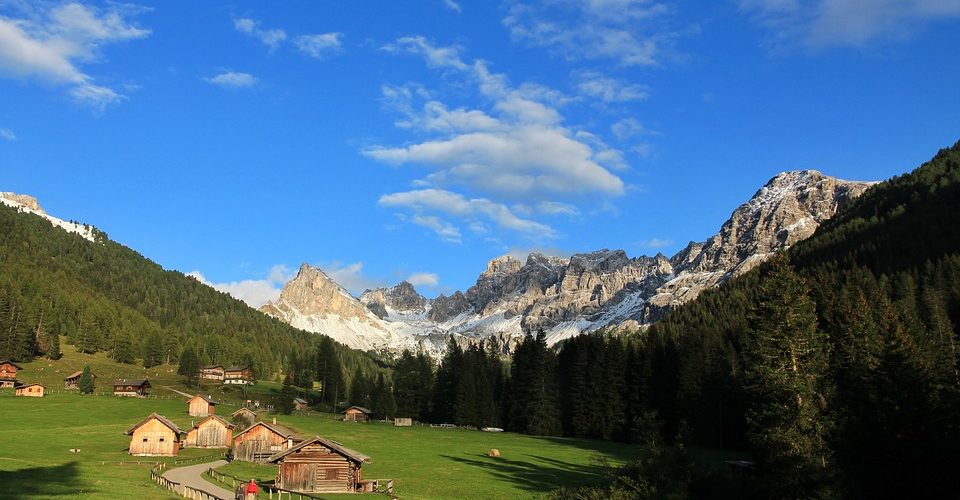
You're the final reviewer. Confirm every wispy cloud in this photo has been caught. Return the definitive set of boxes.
[295,33,343,59]
[320,262,385,295]
[741,0,960,48]
[205,71,257,89]
[187,264,294,307]
[442,0,463,13]
[382,35,469,70]
[640,237,672,249]
[233,17,286,51]
[407,272,440,287]
[0,2,150,111]
[576,71,649,103]
[0,128,15,141]
[502,0,675,66]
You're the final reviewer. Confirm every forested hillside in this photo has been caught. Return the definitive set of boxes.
[0,203,380,381]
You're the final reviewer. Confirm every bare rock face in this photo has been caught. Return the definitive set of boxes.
[360,281,427,318]
[0,192,44,213]
[260,170,875,354]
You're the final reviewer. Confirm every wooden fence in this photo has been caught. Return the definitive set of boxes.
[207,468,324,500]
[151,462,227,500]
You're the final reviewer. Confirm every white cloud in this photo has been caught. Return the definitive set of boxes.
[640,237,671,249]
[380,189,557,241]
[381,36,468,70]
[205,71,257,89]
[611,118,658,140]
[537,201,581,218]
[0,2,149,110]
[187,264,294,308]
[0,128,16,141]
[233,17,286,50]
[409,214,463,243]
[407,272,440,287]
[502,0,673,66]
[320,262,385,294]
[741,0,960,48]
[295,33,343,58]
[576,71,649,103]
[442,0,463,13]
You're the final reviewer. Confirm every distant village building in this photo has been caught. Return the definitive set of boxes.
[294,398,308,411]
[232,420,302,462]
[199,365,225,382]
[64,370,95,390]
[223,366,254,385]
[342,406,373,422]
[267,436,370,494]
[0,360,22,389]
[187,394,218,417]
[113,379,151,397]
[15,383,45,397]
[394,418,413,427]
[184,415,234,448]
[126,413,182,456]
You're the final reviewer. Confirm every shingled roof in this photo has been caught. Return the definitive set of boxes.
[126,413,181,435]
[190,414,235,430]
[113,379,151,387]
[267,435,371,464]
[188,394,218,405]
[234,421,301,441]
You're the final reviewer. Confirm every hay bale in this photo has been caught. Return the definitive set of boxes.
[488,448,500,458]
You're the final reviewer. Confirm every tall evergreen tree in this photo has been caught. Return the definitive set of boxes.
[742,254,834,497]
[78,364,95,394]
[279,373,296,415]
[178,345,200,387]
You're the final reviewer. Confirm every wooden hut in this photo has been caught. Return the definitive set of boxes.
[184,415,234,448]
[294,397,308,411]
[113,379,151,397]
[187,394,218,417]
[223,366,254,385]
[15,383,45,397]
[199,365,225,381]
[231,407,257,431]
[0,360,22,389]
[232,420,301,462]
[342,406,373,422]
[64,370,96,390]
[268,436,370,494]
[126,413,182,456]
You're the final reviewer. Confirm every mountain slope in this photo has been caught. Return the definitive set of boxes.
[262,170,874,353]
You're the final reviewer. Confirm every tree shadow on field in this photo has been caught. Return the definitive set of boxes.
[441,453,608,493]
[0,461,89,499]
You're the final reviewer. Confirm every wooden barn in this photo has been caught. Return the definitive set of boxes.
[0,360,21,388]
[114,379,151,397]
[294,398,308,411]
[187,394,218,417]
[15,383,45,397]
[223,366,254,385]
[232,421,301,462]
[199,365,225,381]
[184,415,234,448]
[126,413,182,456]
[343,406,373,422]
[232,407,257,431]
[268,436,370,494]
[64,370,96,390]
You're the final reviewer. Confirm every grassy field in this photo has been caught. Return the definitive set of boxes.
[0,391,220,499]
[212,412,643,500]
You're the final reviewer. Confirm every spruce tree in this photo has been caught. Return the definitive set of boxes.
[279,373,296,414]
[78,365,95,394]
[743,254,834,498]
[178,345,200,387]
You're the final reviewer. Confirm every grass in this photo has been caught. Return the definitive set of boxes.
[212,413,644,500]
[0,391,221,499]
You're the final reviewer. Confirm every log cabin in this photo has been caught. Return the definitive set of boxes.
[294,398,308,411]
[64,370,96,390]
[184,415,234,448]
[267,436,370,494]
[199,365,225,381]
[126,413,182,456]
[113,379,151,397]
[223,366,254,385]
[342,406,373,422]
[15,383,45,397]
[187,394,218,417]
[232,421,302,462]
[0,360,22,388]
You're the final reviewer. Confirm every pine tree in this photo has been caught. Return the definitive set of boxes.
[78,365,95,394]
[743,254,834,497]
[279,373,296,415]
[178,345,200,386]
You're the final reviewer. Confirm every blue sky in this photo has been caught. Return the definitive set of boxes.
[2,0,959,305]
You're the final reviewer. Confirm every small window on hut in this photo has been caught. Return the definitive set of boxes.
[159,437,165,442]
[325,469,340,480]
[142,438,148,442]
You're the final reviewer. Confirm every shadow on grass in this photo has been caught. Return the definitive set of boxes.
[441,452,610,493]
[0,461,88,499]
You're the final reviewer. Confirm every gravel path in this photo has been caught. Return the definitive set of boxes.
[162,459,234,499]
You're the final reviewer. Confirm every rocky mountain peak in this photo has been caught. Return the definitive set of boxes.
[360,280,427,318]
[0,192,44,213]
